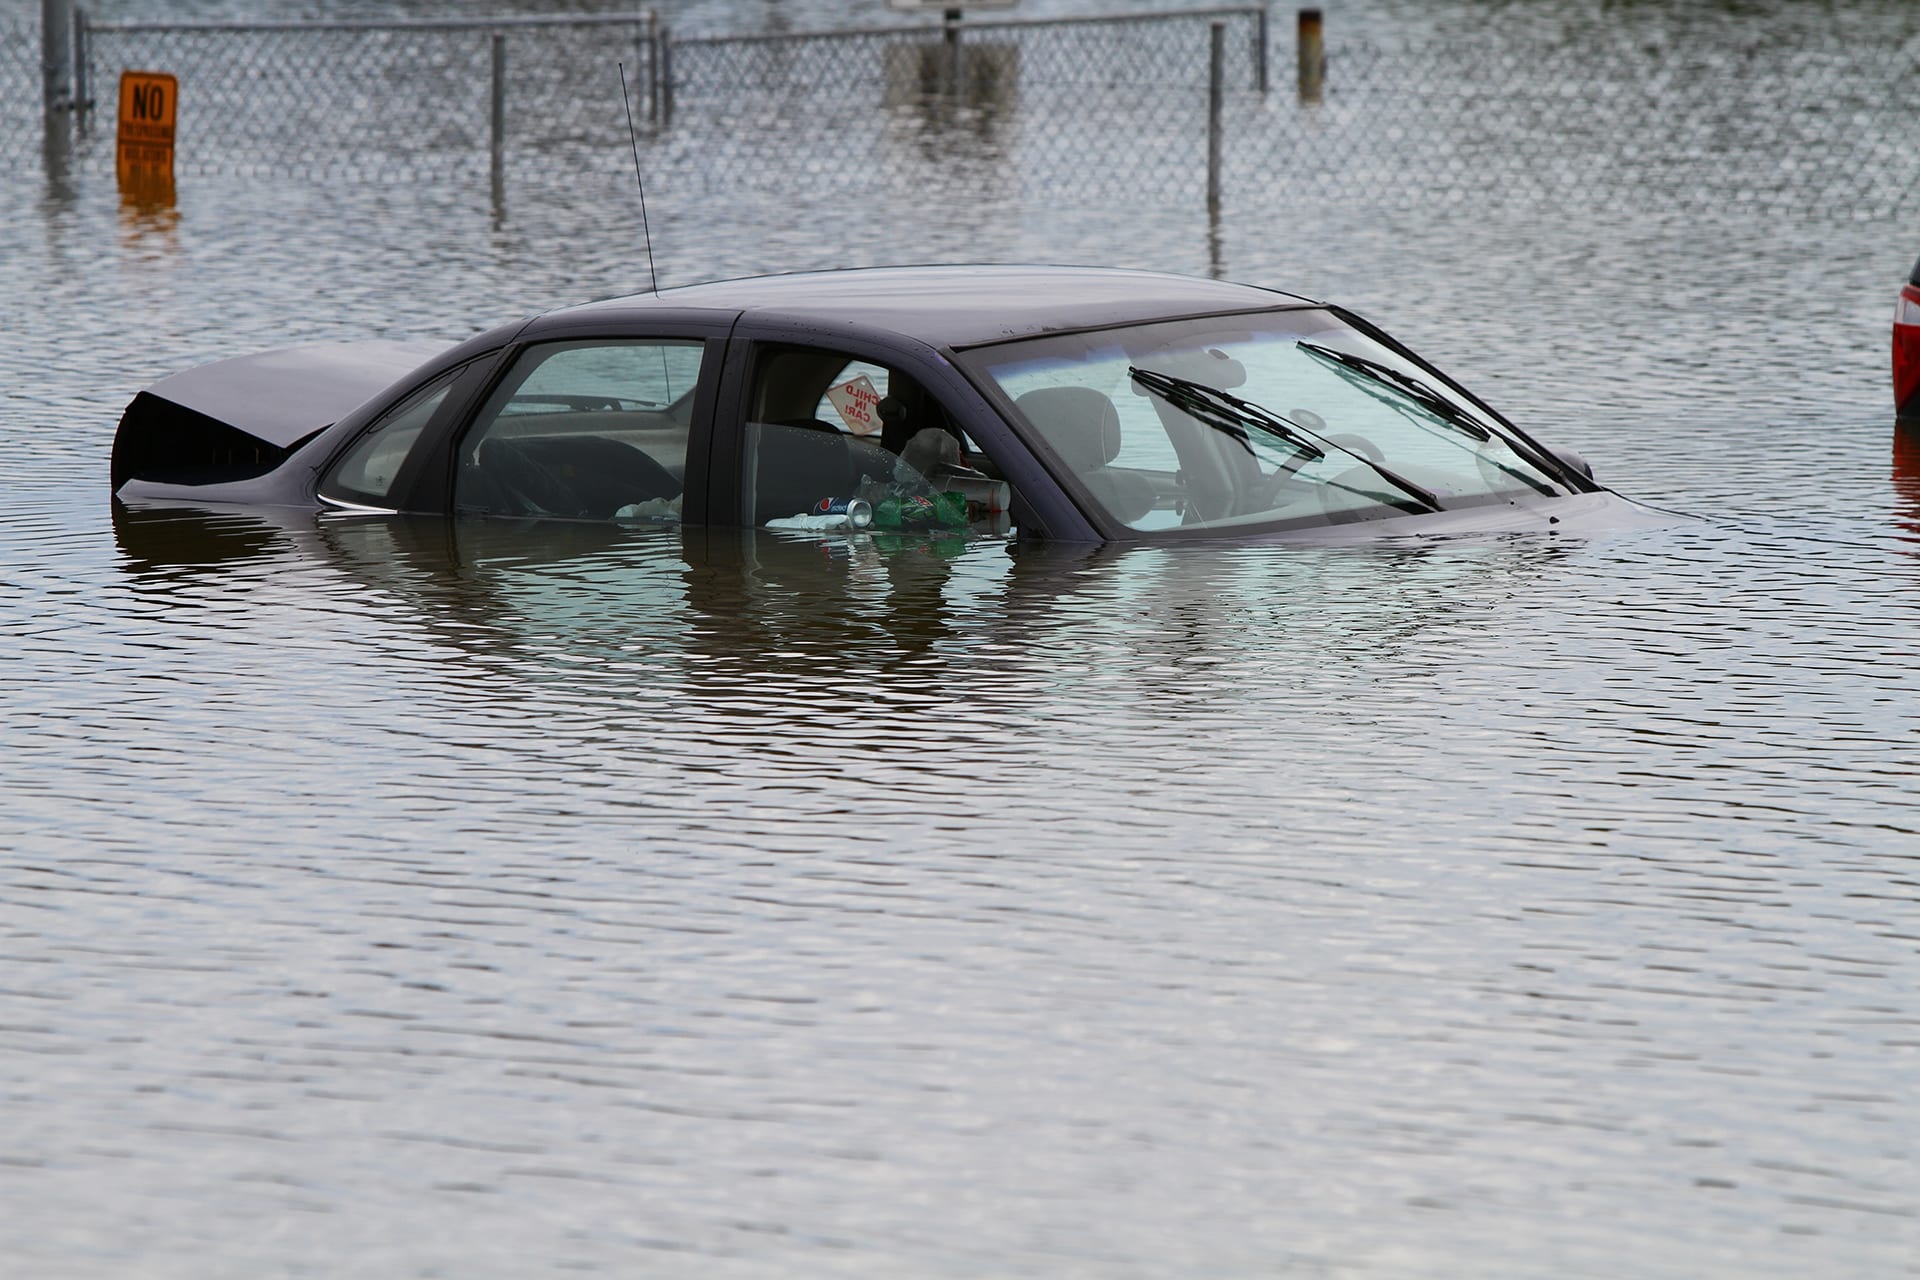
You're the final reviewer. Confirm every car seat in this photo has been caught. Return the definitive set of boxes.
[1014,386,1155,525]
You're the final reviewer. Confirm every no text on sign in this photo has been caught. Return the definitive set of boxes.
[117,71,177,188]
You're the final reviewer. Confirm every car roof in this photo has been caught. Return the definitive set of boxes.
[550,265,1319,349]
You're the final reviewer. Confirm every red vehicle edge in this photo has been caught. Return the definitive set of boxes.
[1896,256,1920,421]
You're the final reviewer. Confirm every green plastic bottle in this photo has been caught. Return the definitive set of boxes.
[874,491,967,530]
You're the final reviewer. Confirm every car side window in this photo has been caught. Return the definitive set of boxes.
[742,345,1013,533]
[318,368,461,509]
[455,339,704,522]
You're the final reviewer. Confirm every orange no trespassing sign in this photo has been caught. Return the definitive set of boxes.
[117,71,177,187]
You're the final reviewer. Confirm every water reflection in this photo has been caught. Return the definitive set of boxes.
[23,5,1920,1264]
[1890,424,1920,548]
[119,189,181,250]
[41,112,75,203]
[114,505,294,572]
[113,501,1589,694]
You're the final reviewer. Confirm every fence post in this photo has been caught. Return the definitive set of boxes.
[42,0,74,179]
[41,0,72,113]
[71,5,90,117]
[943,7,963,99]
[1255,5,1269,94]
[490,33,505,210]
[1207,19,1224,217]
[645,9,659,128]
[660,24,674,127]
[1297,7,1324,103]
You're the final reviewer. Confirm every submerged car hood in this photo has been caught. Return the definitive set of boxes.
[139,339,451,448]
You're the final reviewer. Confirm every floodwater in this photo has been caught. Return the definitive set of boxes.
[6,0,1920,1276]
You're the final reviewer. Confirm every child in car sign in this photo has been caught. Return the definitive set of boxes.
[827,374,884,435]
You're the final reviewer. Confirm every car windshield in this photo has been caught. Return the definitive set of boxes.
[961,308,1568,533]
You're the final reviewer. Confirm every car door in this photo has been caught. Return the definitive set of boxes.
[703,328,1074,538]
[431,324,731,525]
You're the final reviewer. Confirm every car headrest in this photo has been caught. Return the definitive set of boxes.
[1015,386,1123,471]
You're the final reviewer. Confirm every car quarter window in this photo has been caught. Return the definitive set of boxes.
[740,344,1015,535]
[454,339,705,523]
[319,366,462,510]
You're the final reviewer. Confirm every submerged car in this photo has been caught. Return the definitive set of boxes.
[113,265,1651,542]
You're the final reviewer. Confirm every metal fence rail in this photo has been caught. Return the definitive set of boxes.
[13,8,1920,219]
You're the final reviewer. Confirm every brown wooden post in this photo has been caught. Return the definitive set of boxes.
[1298,7,1324,104]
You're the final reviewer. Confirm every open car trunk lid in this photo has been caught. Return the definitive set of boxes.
[113,340,450,491]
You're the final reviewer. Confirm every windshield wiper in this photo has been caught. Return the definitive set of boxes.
[1128,366,1320,459]
[1294,342,1492,440]
[1128,366,1443,514]
[1294,341,1560,496]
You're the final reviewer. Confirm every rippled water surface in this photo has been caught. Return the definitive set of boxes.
[6,1,1920,1275]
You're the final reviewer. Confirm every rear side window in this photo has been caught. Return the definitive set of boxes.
[319,370,460,509]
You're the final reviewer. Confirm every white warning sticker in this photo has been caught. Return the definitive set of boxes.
[826,374,884,436]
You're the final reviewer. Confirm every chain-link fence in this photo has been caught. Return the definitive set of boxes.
[1232,33,1920,217]
[72,14,668,183]
[60,8,1262,201]
[1,19,44,171]
[17,8,1920,219]
[656,20,1920,216]
[647,11,1263,205]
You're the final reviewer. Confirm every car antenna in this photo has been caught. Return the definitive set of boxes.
[617,61,660,296]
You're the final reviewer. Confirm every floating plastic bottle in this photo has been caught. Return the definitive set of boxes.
[874,491,967,530]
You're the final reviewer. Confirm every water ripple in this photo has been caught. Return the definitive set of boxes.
[7,27,1920,1270]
